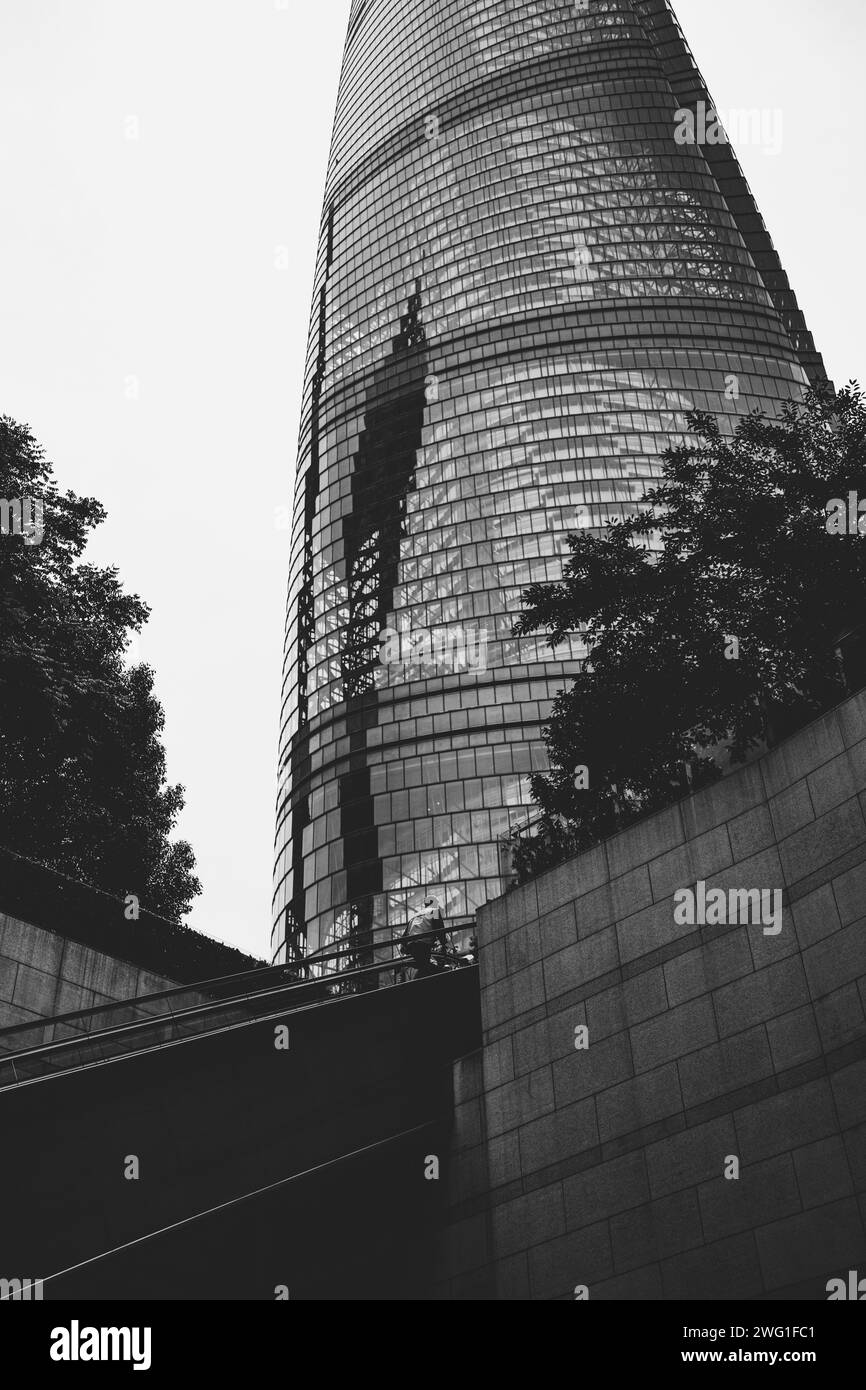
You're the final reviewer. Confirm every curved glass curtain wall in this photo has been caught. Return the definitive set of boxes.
[272,0,826,963]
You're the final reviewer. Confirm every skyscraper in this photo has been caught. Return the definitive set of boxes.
[272,0,825,964]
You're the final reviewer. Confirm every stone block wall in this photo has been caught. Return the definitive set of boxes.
[0,911,180,1030]
[437,688,866,1299]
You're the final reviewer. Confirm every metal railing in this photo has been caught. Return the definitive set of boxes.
[0,928,477,1092]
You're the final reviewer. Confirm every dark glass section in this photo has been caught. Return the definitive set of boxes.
[340,286,428,970]
[273,0,827,963]
[342,281,427,700]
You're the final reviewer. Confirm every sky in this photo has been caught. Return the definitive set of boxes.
[0,0,862,960]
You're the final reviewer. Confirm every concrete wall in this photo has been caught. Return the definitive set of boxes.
[438,688,866,1300]
[0,911,179,1031]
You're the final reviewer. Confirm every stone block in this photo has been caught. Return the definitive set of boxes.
[713,957,808,1038]
[761,712,845,799]
[502,880,537,935]
[648,825,732,902]
[791,883,841,949]
[808,746,866,817]
[646,1115,739,1198]
[488,1130,522,1189]
[563,1150,650,1228]
[617,895,695,966]
[482,963,545,1030]
[610,864,654,921]
[520,905,571,964]
[574,881,615,940]
[610,1189,703,1271]
[756,1198,866,1292]
[793,1136,855,1208]
[452,1098,483,1150]
[12,962,58,1015]
[837,688,866,748]
[482,1036,515,1090]
[779,799,866,888]
[679,761,765,839]
[597,1063,683,1142]
[566,844,610,901]
[513,1008,582,1077]
[631,997,717,1074]
[765,1006,822,1072]
[0,1004,41,1031]
[0,955,19,1001]
[527,1220,612,1299]
[712,847,785,900]
[491,1184,566,1261]
[59,942,155,998]
[678,1026,774,1109]
[542,928,619,1001]
[591,1263,664,1300]
[747,909,801,969]
[734,1078,838,1164]
[843,1122,866,1194]
[663,931,752,1007]
[607,802,684,880]
[504,915,544,974]
[453,1050,482,1107]
[0,915,64,973]
[768,780,814,841]
[479,934,508,988]
[697,1154,800,1242]
[804,920,866,997]
[813,983,865,1052]
[486,1066,555,1139]
[830,858,866,927]
[661,1232,764,1299]
[448,1146,488,1205]
[830,1058,866,1129]
[552,1029,633,1107]
[134,970,177,998]
[537,860,583,920]
[55,980,96,1016]
[518,1095,599,1174]
[728,804,775,861]
[586,968,668,1040]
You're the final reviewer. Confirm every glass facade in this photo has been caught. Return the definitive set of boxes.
[272,0,826,963]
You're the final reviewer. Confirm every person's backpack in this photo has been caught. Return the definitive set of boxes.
[399,910,434,956]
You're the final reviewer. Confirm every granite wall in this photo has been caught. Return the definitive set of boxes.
[0,911,180,1030]
[436,688,866,1300]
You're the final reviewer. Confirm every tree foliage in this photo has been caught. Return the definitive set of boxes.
[0,416,200,919]
[512,384,866,880]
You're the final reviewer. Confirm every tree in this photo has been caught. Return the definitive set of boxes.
[512,383,866,880]
[0,416,200,919]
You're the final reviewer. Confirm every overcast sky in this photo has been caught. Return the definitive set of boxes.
[0,0,862,959]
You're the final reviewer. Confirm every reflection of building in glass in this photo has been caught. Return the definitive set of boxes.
[272,0,826,963]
